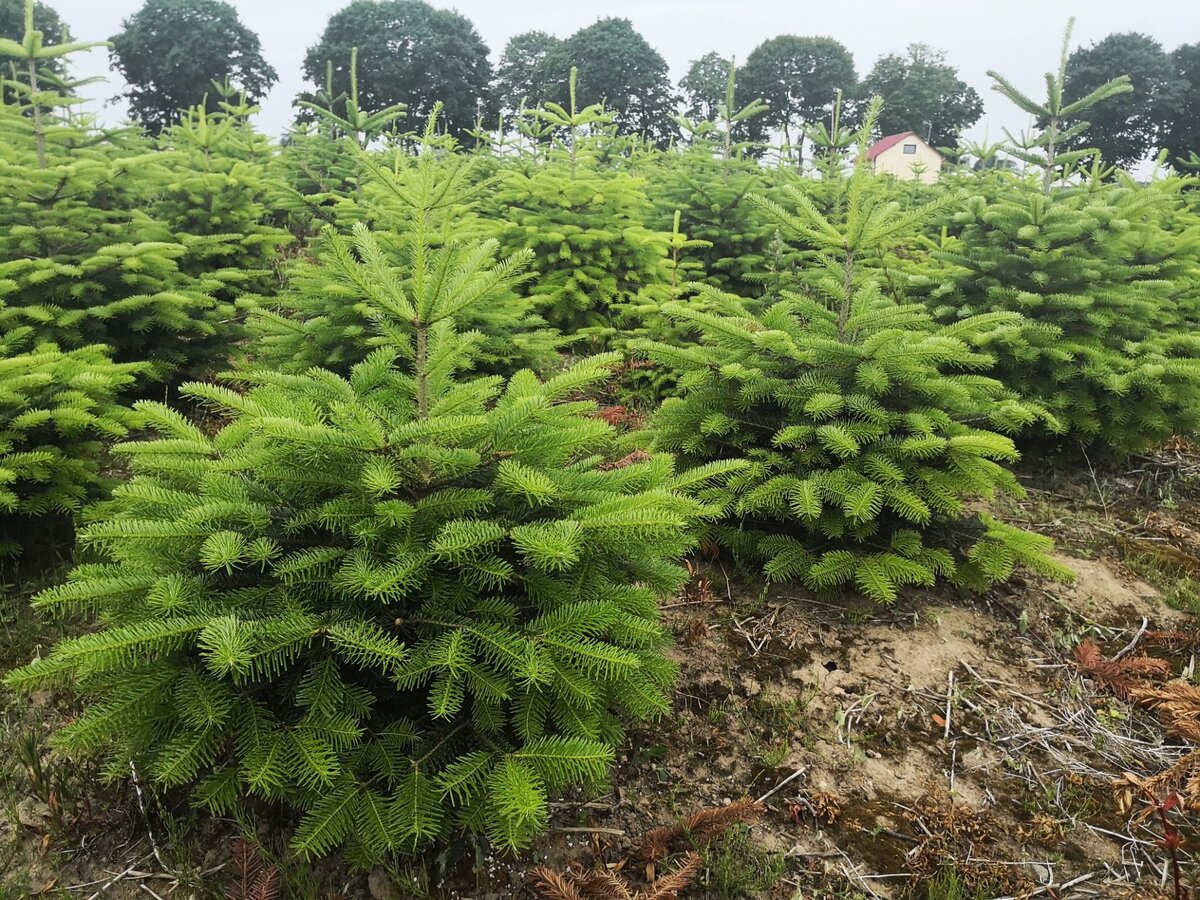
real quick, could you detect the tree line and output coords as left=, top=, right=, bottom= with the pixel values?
left=2, top=0, right=1199, bottom=169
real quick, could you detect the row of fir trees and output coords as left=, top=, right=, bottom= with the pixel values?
left=3, top=4, right=1200, bottom=868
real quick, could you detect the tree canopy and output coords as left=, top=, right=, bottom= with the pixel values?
left=1164, top=43, right=1200, bottom=168
left=680, top=51, right=732, bottom=122
left=1062, top=32, right=1183, bottom=170
left=109, top=0, right=277, bottom=134
left=859, top=44, right=982, bottom=148
left=543, top=17, right=677, bottom=147
left=493, top=30, right=563, bottom=118
left=737, top=35, right=857, bottom=155
left=302, top=0, right=492, bottom=140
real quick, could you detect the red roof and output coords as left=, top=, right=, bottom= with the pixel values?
left=865, top=131, right=917, bottom=161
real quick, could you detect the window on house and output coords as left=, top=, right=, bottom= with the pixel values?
left=903, top=144, right=917, bottom=154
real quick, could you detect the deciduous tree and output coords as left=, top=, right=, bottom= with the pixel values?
left=109, top=0, right=276, bottom=134
left=494, top=30, right=562, bottom=118
left=680, top=51, right=731, bottom=122
left=303, top=0, right=492, bottom=140
left=1062, top=32, right=1183, bottom=170
left=1164, top=43, right=1200, bottom=168
left=738, top=35, right=856, bottom=160
left=859, top=44, right=982, bottom=148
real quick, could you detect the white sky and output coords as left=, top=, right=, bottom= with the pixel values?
left=42, top=0, right=1200, bottom=149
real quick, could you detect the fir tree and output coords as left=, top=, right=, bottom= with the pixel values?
left=925, top=32, right=1200, bottom=454
left=295, top=47, right=407, bottom=151
left=252, top=115, right=558, bottom=377
left=6, top=166, right=741, bottom=865
left=0, top=0, right=70, bottom=106
left=646, top=63, right=774, bottom=296
left=0, top=5, right=262, bottom=378
left=281, top=51, right=408, bottom=234
left=803, top=90, right=855, bottom=179
left=484, top=71, right=674, bottom=342
left=0, top=330, right=142, bottom=557
left=153, top=95, right=293, bottom=310
left=927, top=176, right=1200, bottom=454
left=987, top=18, right=1131, bottom=194
left=637, top=106, right=1069, bottom=603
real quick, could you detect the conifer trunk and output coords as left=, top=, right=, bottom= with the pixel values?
left=27, top=57, right=46, bottom=169
left=1043, top=116, right=1058, bottom=196
left=837, top=249, right=855, bottom=340
left=415, top=322, right=429, bottom=419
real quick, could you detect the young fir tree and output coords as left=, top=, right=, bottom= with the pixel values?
left=6, top=158, right=741, bottom=862
left=802, top=90, right=855, bottom=180
left=152, top=90, right=294, bottom=304
left=0, top=3, right=146, bottom=559
left=0, top=329, right=142, bottom=558
left=644, top=62, right=775, bottom=296
left=637, top=106, right=1069, bottom=603
left=274, top=56, right=367, bottom=235
left=272, top=46, right=410, bottom=238
left=295, top=47, right=408, bottom=153
left=986, top=19, right=1131, bottom=194
left=483, top=70, right=675, bottom=342
left=927, top=177, right=1200, bottom=454
left=922, top=33, right=1200, bottom=455
left=251, top=115, right=558, bottom=378
left=0, top=4, right=256, bottom=378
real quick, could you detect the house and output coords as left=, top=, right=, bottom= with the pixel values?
left=864, top=131, right=944, bottom=183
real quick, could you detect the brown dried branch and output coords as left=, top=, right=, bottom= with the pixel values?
left=226, top=838, right=279, bottom=900
left=532, top=867, right=587, bottom=900
left=532, top=854, right=701, bottom=900
left=643, top=853, right=702, bottom=900
left=227, top=838, right=262, bottom=900
left=1073, top=639, right=1171, bottom=698
left=594, top=406, right=643, bottom=429
left=248, top=869, right=280, bottom=900
left=1130, top=681, right=1200, bottom=743
left=599, top=450, right=652, bottom=472
left=1117, top=750, right=1200, bottom=816
left=1144, top=630, right=1200, bottom=654
left=639, top=798, right=764, bottom=862
left=591, top=872, right=637, bottom=900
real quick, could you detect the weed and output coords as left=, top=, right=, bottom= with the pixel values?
left=923, top=865, right=1003, bottom=900
left=1124, top=552, right=1200, bottom=616
left=842, top=608, right=871, bottom=626
left=697, top=824, right=788, bottom=898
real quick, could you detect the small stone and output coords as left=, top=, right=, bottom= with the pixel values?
left=1027, top=862, right=1052, bottom=883
left=28, top=873, right=57, bottom=894
left=368, top=867, right=403, bottom=900
left=16, top=797, right=51, bottom=830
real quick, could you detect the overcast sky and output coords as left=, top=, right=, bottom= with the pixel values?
left=43, top=0, right=1200, bottom=148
